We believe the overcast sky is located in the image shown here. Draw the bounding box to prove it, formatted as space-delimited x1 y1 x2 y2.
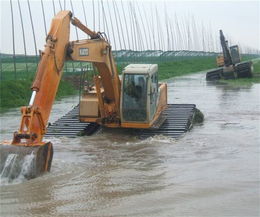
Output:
0 0 259 55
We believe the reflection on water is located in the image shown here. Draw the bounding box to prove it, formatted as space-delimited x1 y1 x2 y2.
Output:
1 72 259 216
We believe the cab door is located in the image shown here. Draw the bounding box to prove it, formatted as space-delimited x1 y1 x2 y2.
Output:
230 45 241 64
149 72 158 121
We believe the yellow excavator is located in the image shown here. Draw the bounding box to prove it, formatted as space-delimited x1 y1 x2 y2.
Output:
216 45 241 68
0 11 197 180
206 30 254 80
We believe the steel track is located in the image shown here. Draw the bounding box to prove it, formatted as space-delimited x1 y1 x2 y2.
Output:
206 68 222 80
136 104 196 139
45 105 101 138
45 104 196 139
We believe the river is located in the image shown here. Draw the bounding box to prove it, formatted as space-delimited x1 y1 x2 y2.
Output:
0 72 259 216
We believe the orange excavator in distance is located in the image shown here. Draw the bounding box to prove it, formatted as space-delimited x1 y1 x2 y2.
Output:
0 11 197 180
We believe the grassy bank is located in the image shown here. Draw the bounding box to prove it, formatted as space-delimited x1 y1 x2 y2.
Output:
1 56 259 111
115 57 217 80
0 78 77 111
158 57 216 80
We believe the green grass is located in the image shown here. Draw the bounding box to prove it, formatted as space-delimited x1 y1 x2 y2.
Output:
115 57 217 80
0 78 77 111
0 79 32 110
254 59 260 72
55 79 77 98
1 64 37 80
158 57 216 80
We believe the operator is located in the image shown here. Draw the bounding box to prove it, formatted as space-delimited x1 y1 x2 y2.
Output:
131 77 144 99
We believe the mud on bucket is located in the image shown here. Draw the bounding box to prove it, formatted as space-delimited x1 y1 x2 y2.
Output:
0 142 53 180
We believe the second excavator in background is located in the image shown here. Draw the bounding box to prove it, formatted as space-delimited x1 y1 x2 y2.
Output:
206 30 254 80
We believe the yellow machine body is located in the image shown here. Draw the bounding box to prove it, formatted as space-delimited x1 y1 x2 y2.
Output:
217 55 224 67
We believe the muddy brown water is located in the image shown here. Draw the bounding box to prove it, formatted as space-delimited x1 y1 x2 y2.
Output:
0 72 259 216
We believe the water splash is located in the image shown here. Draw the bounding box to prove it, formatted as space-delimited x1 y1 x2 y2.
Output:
0 152 36 186
1 154 19 179
18 152 36 180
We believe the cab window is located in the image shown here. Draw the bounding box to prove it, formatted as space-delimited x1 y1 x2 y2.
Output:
122 74 147 121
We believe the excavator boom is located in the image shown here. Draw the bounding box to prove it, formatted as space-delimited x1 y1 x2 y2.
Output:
219 30 233 67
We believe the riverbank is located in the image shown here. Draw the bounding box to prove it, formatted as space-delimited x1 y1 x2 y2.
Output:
1 56 259 111
158 57 216 79
0 78 77 112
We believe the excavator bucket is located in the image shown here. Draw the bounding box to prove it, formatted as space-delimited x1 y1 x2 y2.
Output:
0 142 53 180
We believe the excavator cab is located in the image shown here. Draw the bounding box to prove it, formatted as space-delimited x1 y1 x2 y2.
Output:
120 64 164 128
230 45 241 65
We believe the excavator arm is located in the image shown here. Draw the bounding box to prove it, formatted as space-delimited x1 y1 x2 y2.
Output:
30 11 71 140
69 17 121 126
12 11 71 144
219 30 233 67
0 10 121 180
14 11 121 144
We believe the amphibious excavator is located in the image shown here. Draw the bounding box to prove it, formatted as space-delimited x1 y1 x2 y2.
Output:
206 30 254 80
0 11 197 180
